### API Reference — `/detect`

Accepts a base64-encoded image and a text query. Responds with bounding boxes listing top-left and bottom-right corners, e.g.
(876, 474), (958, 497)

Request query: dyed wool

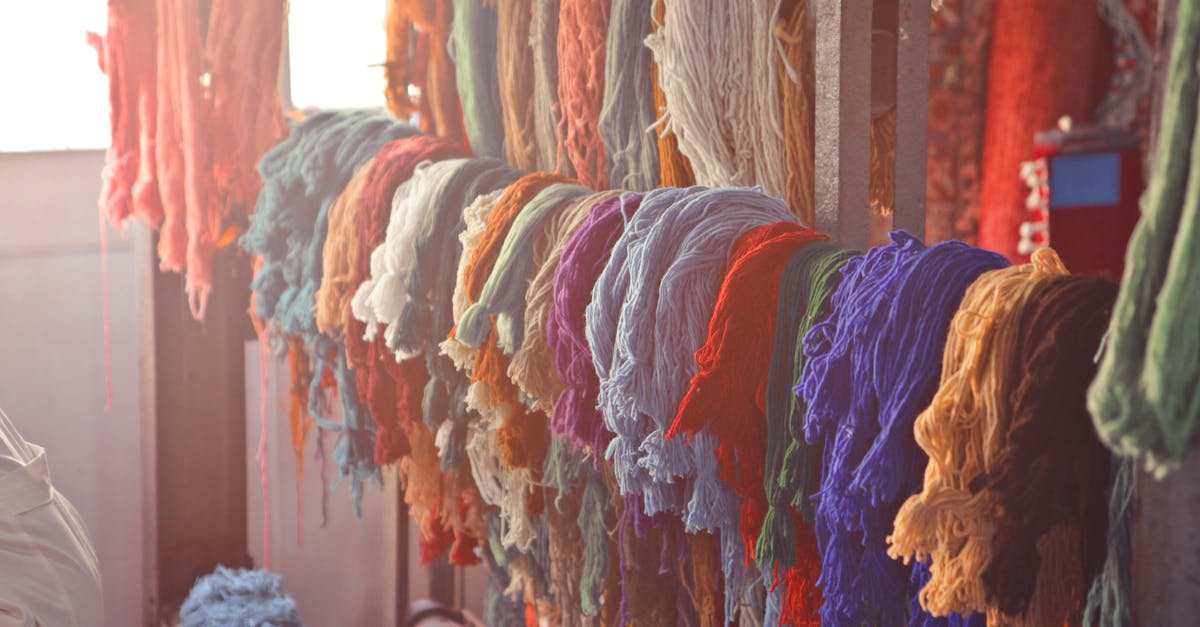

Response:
(531, 0), (571, 174)
(391, 159), (521, 363)
(1089, 1), (1200, 474)
(385, 0), (466, 142)
(889, 249), (1108, 625)
(495, 0), (538, 170)
(457, 182), (588, 473)
(203, 0), (288, 231)
(180, 567), (301, 627)
(242, 110), (417, 512)
(648, 0), (695, 188)
(977, 275), (1115, 620)
(152, 0), (208, 309)
(598, 0), (660, 191)
(618, 496), (687, 626)
(606, 188), (798, 620)
(444, 173), (571, 551)
(557, 0), (612, 188)
(509, 191), (620, 415)
(449, 0), (506, 159)
(353, 158), (469, 351)
(645, 0), (786, 199)
(776, 0), (815, 224)
(542, 437), (589, 624)
(314, 157), (375, 338)
(669, 222), (828, 624)
(94, 0), (286, 318)
(587, 186), (701, 509)
(445, 189), (513, 374)
(93, 0), (160, 228)
(577, 466), (614, 617)
(548, 193), (641, 453)
(393, 162), (522, 476)
(1084, 458), (1134, 627)
(759, 242), (850, 560)
(618, 189), (795, 516)
(456, 183), (591, 354)
(342, 137), (469, 470)
(799, 231), (1006, 625)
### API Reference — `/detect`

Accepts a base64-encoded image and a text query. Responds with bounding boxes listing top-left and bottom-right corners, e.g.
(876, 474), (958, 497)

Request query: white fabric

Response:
(0, 410), (102, 626)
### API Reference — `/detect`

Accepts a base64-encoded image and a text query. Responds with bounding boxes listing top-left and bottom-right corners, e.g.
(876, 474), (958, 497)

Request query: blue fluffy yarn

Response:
(180, 566), (302, 627)
(588, 186), (701, 503)
(798, 231), (1004, 625)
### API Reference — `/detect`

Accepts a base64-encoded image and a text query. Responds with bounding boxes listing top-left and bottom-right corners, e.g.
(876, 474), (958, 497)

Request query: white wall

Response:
(244, 345), (390, 626)
(0, 150), (143, 627)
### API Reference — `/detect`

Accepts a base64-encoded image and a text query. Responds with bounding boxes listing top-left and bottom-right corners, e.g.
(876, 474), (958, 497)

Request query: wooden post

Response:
(814, 0), (874, 247)
(139, 230), (252, 622)
(892, 0), (929, 238)
(815, 0), (928, 246)
(1131, 0), (1200, 623)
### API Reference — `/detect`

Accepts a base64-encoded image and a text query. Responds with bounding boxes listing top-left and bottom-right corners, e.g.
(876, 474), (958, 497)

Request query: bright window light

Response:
(288, 0), (388, 111)
(0, 2), (110, 152)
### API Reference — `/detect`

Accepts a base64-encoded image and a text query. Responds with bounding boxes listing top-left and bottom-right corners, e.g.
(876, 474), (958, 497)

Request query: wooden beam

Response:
(893, 0), (929, 238)
(139, 236), (253, 622)
(814, 0), (874, 247)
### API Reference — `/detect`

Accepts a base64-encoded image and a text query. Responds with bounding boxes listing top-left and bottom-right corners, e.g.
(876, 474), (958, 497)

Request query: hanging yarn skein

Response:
(343, 137), (470, 469)
(548, 192), (640, 453)
(648, 0), (695, 188)
(669, 221), (828, 624)
(509, 191), (620, 415)
(761, 244), (855, 539)
(91, 0), (161, 227)
(531, 0), (572, 175)
(243, 110), (417, 512)
(587, 186), (701, 509)
(645, 0), (787, 198)
(556, 0), (612, 188)
(1088, 1), (1200, 474)
(978, 276), (1115, 621)
(598, 0), (660, 192)
(494, 0), (538, 171)
(449, 0), (506, 159)
(799, 231), (1005, 625)
(892, 246), (1080, 619)
(94, 0), (287, 318)
(314, 157), (376, 338)
(385, 0), (467, 143)
(775, 0), (815, 223)
(601, 187), (798, 621)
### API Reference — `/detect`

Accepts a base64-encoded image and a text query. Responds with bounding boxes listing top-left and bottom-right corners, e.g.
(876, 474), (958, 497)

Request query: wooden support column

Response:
(814, 0), (873, 247)
(138, 227), (252, 622)
(892, 0), (929, 238)
(1131, 0), (1200, 623)
(815, 0), (928, 246)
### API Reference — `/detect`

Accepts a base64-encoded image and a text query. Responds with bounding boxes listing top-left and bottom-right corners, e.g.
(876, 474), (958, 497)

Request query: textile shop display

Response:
(243, 115), (1142, 623)
(91, 0), (1198, 625)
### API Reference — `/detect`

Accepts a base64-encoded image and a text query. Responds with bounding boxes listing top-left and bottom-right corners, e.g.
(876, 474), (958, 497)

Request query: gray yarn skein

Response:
(598, 0), (660, 191)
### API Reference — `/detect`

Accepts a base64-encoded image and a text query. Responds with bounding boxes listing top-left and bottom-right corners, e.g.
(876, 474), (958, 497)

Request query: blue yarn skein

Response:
(180, 566), (302, 627)
(798, 231), (1004, 626)
(588, 186), (702, 505)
